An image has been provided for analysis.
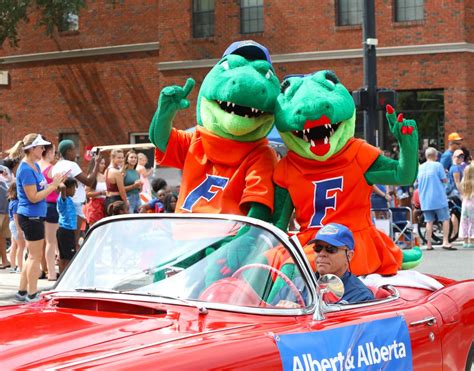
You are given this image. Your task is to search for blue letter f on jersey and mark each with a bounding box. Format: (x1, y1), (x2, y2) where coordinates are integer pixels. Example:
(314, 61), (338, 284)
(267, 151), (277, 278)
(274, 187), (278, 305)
(181, 175), (229, 212)
(309, 176), (343, 227)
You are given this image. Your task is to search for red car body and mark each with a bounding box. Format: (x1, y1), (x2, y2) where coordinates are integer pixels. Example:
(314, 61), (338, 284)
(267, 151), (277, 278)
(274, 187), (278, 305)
(0, 215), (472, 370)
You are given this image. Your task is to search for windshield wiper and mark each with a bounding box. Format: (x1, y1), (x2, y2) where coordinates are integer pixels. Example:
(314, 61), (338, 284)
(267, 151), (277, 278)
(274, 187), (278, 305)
(121, 291), (208, 315)
(75, 287), (122, 294)
(74, 287), (208, 315)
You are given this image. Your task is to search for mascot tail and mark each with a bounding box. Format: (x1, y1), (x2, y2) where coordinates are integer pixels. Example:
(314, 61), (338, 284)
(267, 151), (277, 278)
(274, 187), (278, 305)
(401, 247), (422, 270)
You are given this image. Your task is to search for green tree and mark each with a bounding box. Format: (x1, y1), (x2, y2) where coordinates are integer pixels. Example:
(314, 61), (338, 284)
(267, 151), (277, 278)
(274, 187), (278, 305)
(0, 0), (86, 47)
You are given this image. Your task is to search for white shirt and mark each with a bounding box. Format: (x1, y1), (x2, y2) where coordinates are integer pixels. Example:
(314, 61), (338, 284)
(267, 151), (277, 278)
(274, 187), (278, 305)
(52, 159), (86, 203)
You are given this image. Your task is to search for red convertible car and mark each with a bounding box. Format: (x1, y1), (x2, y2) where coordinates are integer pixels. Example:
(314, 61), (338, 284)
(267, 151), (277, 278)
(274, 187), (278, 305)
(0, 214), (472, 370)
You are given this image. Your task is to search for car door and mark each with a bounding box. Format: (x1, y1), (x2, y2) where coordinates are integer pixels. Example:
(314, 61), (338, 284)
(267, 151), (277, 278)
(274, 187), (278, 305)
(399, 304), (443, 370)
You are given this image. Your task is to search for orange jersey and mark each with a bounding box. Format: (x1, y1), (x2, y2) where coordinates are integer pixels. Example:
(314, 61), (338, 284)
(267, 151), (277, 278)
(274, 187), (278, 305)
(274, 138), (402, 276)
(155, 126), (277, 215)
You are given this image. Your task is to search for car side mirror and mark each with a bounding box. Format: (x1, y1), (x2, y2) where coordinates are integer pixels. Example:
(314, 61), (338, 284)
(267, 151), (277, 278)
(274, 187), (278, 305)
(318, 274), (345, 304)
(313, 274), (345, 321)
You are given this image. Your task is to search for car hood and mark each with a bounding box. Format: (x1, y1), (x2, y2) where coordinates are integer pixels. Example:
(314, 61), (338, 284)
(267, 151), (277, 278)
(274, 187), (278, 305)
(0, 296), (286, 369)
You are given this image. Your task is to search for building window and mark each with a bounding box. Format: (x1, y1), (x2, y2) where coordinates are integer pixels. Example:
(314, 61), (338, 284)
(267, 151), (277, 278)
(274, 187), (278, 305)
(397, 90), (444, 149)
(59, 12), (79, 32)
(241, 0), (264, 34)
(193, 0), (215, 38)
(355, 90), (444, 152)
(395, 0), (424, 22)
(337, 0), (363, 26)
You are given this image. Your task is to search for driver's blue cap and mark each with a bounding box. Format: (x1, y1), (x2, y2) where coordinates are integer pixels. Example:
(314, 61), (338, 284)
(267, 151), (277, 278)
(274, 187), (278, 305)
(308, 223), (355, 250)
(223, 40), (272, 64)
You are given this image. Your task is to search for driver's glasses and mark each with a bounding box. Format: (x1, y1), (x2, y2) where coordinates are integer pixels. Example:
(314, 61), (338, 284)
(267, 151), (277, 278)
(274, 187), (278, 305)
(314, 244), (341, 254)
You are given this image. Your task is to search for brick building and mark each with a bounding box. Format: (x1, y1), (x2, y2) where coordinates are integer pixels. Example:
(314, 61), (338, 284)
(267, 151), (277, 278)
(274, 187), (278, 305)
(1, 0), (472, 159)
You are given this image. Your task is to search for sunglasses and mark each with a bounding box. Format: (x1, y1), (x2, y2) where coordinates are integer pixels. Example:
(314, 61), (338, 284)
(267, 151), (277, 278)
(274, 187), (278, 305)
(455, 155), (465, 159)
(314, 244), (344, 254)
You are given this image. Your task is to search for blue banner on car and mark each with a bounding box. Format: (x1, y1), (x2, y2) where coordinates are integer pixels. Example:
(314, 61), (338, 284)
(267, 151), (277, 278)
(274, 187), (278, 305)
(275, 316), (412, 371)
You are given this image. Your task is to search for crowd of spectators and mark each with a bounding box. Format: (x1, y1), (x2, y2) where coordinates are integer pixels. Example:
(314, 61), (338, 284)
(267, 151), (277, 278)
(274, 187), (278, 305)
(0, 134), (177, 303)
(370, 132), (473, 251)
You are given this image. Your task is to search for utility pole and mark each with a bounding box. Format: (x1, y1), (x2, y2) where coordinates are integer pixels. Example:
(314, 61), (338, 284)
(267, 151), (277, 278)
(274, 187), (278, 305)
(363, 0), (378, 146)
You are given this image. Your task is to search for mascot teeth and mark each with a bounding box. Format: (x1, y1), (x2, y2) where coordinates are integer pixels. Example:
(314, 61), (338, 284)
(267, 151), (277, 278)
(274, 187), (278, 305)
(217, 100), (266, 118)
(293, 121), (342, 145)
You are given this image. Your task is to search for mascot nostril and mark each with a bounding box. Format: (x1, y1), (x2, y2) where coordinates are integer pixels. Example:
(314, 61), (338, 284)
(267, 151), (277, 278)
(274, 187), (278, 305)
(272, 70), (421, 276)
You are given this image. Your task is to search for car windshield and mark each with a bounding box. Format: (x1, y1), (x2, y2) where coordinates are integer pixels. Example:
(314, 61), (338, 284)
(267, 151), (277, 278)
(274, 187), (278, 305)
(56, 216), (313, 309)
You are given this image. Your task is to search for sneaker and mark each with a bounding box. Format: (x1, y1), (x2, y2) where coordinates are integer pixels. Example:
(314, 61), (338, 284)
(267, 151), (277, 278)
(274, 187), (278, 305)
(463, 243), (474, 249)
(14, 291), (27, 302)
(7, 266), (17, 273)
(26, 292), (41, 303)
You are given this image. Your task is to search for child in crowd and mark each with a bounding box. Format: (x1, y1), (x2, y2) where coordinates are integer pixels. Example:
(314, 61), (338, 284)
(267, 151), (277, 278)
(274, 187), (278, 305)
(139, 177), (168, 213)
(163, 192), (178, 213)
(460, 164), (474, 248)
(107, 201), (128, 216)
(57, 178), (78, 273)
(7, 182), (25, 273)
(139, 188), (166, 213)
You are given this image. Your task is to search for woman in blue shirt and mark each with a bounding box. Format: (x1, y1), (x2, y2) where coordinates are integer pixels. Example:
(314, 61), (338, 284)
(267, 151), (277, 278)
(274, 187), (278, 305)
(5, 134), (66, 302)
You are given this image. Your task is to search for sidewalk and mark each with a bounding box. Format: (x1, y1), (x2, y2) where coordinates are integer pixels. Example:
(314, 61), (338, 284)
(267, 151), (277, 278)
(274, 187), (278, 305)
(0, 269), (55, 306)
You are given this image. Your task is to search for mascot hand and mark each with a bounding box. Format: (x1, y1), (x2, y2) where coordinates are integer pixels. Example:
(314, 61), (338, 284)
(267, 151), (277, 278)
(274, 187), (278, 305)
(386, 104), (418, 143)
(158, 78), (195, 115)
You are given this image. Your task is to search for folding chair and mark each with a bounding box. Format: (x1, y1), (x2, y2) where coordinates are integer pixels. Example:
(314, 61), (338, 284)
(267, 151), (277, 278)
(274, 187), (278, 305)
(390, 207), (413, 249)
(371, 208), (392, 237)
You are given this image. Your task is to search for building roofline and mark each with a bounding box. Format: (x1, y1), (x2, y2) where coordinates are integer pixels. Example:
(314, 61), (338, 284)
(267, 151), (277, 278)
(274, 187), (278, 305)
(0, 42), (160, 65)
(157, 42), (473, 71)
(0, 41), (471, 68)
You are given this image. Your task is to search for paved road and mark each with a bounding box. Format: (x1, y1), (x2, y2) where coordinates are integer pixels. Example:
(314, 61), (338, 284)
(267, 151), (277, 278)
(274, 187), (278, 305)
(0, 242), (472, 306)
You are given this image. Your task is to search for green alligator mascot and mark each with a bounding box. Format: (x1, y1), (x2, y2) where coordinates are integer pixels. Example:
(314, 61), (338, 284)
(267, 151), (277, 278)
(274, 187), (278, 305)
(149, 40), (279, 220)
(272, 70), (422, 275)
(149, 41), (280, 282)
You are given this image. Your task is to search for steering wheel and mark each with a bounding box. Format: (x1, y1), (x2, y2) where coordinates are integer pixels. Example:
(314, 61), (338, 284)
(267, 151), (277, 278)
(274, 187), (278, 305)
(231, 263), (305, 307)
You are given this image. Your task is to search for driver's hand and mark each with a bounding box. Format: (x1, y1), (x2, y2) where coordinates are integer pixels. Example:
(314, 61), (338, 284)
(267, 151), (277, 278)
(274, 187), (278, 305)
(275, 300), (300, 308)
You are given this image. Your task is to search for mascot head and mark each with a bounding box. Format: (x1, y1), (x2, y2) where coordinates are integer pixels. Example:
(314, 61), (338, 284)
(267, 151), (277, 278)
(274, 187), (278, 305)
(275, 70), (356, 161)
(197, 40), (280, 142)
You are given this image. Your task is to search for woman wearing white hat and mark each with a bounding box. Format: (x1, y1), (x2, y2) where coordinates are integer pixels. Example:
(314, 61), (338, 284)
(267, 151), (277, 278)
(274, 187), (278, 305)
(5, 134), (67, 302)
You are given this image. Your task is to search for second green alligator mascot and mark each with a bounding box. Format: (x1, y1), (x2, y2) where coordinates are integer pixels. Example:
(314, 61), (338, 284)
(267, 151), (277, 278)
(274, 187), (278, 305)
(272, 70), (422, 275)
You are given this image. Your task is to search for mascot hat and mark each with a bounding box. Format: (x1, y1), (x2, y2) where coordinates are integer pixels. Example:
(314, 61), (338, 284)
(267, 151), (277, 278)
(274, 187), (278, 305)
(223, 40), (272, 64)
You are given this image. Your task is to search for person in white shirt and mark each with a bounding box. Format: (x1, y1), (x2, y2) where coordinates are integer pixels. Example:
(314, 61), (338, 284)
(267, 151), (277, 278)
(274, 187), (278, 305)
(52, 140), (101, 245)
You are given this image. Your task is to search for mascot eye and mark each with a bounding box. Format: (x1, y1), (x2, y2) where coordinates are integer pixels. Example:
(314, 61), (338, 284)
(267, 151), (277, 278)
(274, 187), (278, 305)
(221, 61), (230, 71)
(281, 80), (290, 93)
(265, 69), (274, 79)
(325, 71), (339, 86)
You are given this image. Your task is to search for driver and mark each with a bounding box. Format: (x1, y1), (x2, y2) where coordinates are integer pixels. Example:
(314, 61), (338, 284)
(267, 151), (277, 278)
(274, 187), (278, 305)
(310, 223), (374, 304)
(274, 223), (374, 307)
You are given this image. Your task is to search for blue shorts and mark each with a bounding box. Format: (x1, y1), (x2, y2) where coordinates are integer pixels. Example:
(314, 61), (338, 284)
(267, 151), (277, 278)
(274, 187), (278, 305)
(9, 220), (24, 241)
(45, 202), (59, 224)
(423, 207), (450, 222)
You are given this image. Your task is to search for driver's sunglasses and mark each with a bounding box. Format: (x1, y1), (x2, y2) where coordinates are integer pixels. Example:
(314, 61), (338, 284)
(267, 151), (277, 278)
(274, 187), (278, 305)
(313, 244), (342, 254)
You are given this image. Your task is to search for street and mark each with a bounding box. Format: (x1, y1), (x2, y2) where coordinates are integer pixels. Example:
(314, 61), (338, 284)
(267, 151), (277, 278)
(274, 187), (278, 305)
(0, 242), (472, 307)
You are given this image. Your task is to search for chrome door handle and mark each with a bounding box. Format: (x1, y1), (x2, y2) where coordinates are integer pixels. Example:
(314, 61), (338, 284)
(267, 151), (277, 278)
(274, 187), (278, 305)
(409, 316), (436, 326)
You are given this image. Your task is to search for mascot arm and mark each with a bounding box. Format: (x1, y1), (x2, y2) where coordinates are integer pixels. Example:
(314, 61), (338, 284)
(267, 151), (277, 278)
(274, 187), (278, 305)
(272, 185), (294, 232)
(149, 78), (195, 152)
(247, 202), (272, 223)
(365, 105), (419, 186)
